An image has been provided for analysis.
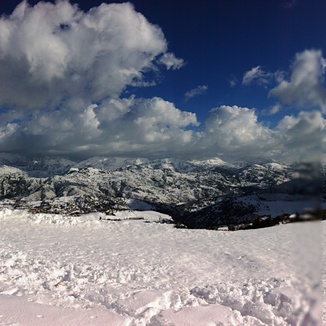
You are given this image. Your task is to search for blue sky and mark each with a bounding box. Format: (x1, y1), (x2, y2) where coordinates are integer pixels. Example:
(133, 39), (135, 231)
(71, 0), (325, 124)
(0, 0), (325, 161)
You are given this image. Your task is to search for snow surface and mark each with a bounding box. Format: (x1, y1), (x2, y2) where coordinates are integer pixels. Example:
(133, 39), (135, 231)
(190, 158), (231, 167)
(0, 208), (322, 325)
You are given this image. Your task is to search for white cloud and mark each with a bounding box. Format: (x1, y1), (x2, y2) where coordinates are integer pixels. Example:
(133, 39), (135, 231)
(242, 66), (271, 86)
(201, 105), (324, 162)
(184, 85), (208, 101)
(159, 52), (185, 70)
(261, 104), (282, 116)
(268, 104), (282, 115)
(0, 3), (323, 163)
(269, 49), (326, 112)
(0, 1), (171, 110)
(276, 111), (324, 162)
(0, 123), (18, 141)
(2, 97), (199, 158)
(1, 97), (324, 162)
(228, 75), (238, 87)
(242, 66), (286, 88)
(203, 105), (277, 159)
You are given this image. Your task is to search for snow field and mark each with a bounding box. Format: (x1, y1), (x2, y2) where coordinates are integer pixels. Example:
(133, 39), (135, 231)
(0, 208), (322, 325)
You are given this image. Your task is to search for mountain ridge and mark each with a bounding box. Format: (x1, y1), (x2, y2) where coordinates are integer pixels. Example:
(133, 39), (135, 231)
(0, 154), (323, 228)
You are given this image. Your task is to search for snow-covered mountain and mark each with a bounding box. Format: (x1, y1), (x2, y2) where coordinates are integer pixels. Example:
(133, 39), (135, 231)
(0, 154), (323, 228)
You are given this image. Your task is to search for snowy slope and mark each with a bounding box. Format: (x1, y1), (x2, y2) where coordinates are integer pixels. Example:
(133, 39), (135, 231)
(0, 208), (321, 325)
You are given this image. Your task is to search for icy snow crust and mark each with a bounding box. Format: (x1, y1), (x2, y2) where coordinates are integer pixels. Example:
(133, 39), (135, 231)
(0, 208), (321, 325)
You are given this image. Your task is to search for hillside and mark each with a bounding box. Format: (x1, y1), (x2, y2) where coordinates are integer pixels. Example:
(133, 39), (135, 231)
(0, 154), (323, 228)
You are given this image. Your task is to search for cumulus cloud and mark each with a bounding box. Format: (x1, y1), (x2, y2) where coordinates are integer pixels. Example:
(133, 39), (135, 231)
(200, 105), (324, 162)
(95, 96), (199, 153)
(205, 105), (326, 162)
(261, 103), (282, 116)
(0, 0), (194, 158)
(203, 105), (278, 159)
(269, 49), (326, 112)
(184, 85), (208, 101)
(276, 111), (324, 162)
(242, 66), (272, 86)
(1, 97), (323, 162)
(0, 96), (199, 158)
(0, 0), (171, 110)
(228, 75), (238, 87)
(242, 66), (286, 88)
(268, 104), (282, 115)
(159, 52), (185, 70)
(0, 3), (323, 163)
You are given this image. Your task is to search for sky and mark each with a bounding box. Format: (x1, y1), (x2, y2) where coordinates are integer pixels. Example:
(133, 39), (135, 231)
(0, 0), (325, 162)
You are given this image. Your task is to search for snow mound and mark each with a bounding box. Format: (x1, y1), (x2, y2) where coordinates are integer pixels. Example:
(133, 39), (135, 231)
(0, 208), (172, 226)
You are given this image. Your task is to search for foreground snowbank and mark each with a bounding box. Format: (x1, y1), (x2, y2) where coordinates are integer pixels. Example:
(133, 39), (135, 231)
(0, 208), (322, 325)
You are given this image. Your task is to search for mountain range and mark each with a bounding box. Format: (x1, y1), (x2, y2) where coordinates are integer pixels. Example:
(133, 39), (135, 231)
(0, 153), (323, 229)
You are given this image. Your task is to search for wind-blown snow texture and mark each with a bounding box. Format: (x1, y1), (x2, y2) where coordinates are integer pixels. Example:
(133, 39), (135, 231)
(0, 209), (322, 325)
